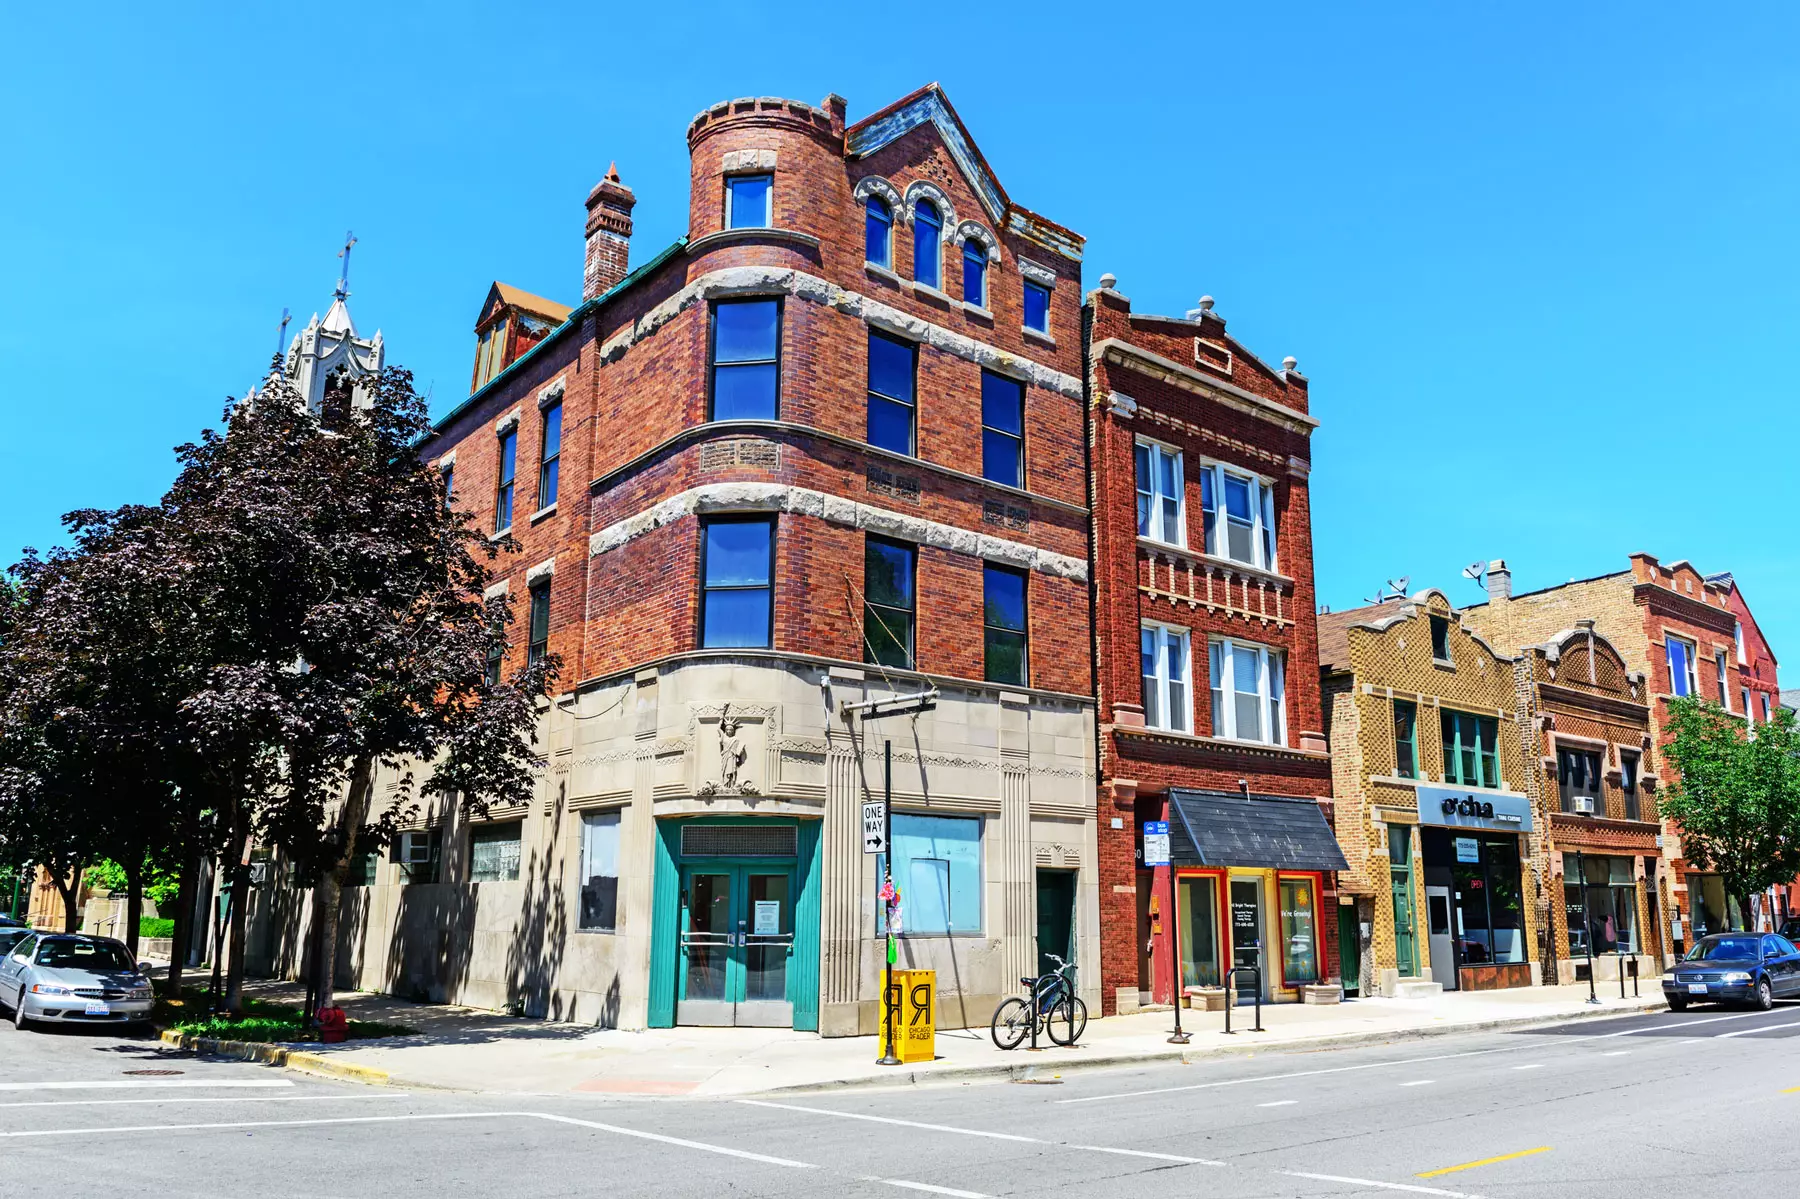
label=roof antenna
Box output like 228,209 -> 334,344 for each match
335,230 -> 358,301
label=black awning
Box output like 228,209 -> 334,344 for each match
1167,789 -> 1348,873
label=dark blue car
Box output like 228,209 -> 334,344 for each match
1664,932 -> 1800,1011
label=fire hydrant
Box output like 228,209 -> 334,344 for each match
317,1006 -> 349,1044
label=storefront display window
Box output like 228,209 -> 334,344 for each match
1177,875 -> 1222,989
1691,874 -> 1747,938
1279,877 -> 1320,984
1449,834 -> 1524,964
1563,854 -> 1638,957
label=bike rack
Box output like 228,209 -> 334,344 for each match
1623,955 -> 1638,998
1221,965 -> 1264,1035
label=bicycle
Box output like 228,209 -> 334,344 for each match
990,954 -> 1088,1049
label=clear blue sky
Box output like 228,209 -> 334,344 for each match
4,4 -> 1796,680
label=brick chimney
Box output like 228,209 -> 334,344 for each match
1486,559 -> 1512,603
584,162 -> 636,300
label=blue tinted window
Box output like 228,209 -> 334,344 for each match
1023,281 -> 1050,333
962,241 -> 987,307
711,300 -> 779,421
981,372 -> 1024,488
913,200 -> 941,288
867,331 -> 916,455
984,564 -> 1027,686
495,430 -> 517,531
864,537 -> 916,669
701,519 -> 773,648
536,403 -> 561,511
726,174 -> 771,229
865,198 -> 892,267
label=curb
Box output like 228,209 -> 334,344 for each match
749,996 -> 1671,1096
158,1029 -> 393,1087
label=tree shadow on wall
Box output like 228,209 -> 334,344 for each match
333,885 -> 370,991
384,879 -> 478,1005
505,789 -> 610,1025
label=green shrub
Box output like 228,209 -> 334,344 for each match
139,917 -> 174,939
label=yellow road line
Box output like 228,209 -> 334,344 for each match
1781,1086 -> 1800,1093
1417,1146 -> 1551,1178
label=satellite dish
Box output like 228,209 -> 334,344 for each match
1462,561 -> 1486,581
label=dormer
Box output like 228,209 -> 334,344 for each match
471,283 -> 573,393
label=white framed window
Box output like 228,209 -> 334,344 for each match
1195,460 -> 1277,570
1762,693 -> 1772,723
1208,637 -> 1287,745
1736,621 -> 1746,664
1716,650 -> 1730,707
1134,439 -> 1184,546
1140,622 -> 1192,733
1666,635 -> 1697,698
578,810 -> 620,931
1742,688 -> 1753,725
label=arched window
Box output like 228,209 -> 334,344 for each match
913,200 -> 941,288
962,240 -> 987,308
866,197 -> 893,268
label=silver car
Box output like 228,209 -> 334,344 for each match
0,934 -> 155,1029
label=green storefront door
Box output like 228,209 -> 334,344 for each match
1035,869 -> 1077,979
1390,833 -> 1417,977
678,864 -> 795,1027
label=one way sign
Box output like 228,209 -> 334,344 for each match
862,800 -> 887,854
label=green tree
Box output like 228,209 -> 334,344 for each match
1660,697 -> 1800,930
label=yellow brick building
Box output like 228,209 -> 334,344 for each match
1320,590 -> 1538,996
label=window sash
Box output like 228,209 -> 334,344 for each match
864,537 -> 916,669
710,300 -> 780,421
1620,753 -> 1640,820
865,198 -> 892,267
527,582 -> 551,668
867,331 -> 917,455
725,174 -> 771,229
981,372 -> 1024,488
1393,700 -> 1418,779
1442,711 -> 1500,788
579,810 -> 621,931
1717,651 -> 1730,707
1141,624 -> 1190,732
469,823 -> 523,883
495,431 -> 517,531
1667,637 -> 1695,697
962,242 -> 987,307
1557,747 -> 1602,811
1195,461 -> 1276,570
983,564 -> 1027,686
1207,637 -> 1286,745
913,202 -> 941,288
1134,441 -> 1185,546
1023,281 -> 1050,332
700,518 -> 774,649
536,403 -> 561,511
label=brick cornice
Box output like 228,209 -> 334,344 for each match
1092,338 -> 1318,434
1535,681 -> 1651,723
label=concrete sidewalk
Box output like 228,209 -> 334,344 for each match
206,978 -> 1668,1097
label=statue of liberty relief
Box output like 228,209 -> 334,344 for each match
705,705 -> 759,796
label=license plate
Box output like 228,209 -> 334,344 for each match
84,1001 -> 110,1016
1687,983 -> 1708,994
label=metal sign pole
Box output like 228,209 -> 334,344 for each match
1167,863 -> 1188,1044
878,739 -> 900,1067
1578,851 -> 1599,1004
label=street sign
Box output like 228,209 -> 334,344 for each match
862,800 -> 888,854
1143,820 -> 1171,867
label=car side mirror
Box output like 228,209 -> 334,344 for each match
137,961 -> 153,974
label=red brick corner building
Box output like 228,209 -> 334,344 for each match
322,86 -> 1098,1036
1088,287 -> 1339,1014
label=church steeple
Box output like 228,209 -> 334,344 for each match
254,235 -> 384,414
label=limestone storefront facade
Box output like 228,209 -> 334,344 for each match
1320,590 -> 1539,996
265,86 -> 1098,1037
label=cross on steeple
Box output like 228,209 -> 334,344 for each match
274,307 -> 291,367
335,230 -> 358,300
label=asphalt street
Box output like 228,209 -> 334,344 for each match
5,1000 -> 1800,1198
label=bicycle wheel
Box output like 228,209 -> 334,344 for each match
1046,995 -> 1089,1046
991,997 -> 1032,1050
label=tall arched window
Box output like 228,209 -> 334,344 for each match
962,240 -> 988,307
913,200 -> 941,288
866,197 -> 893,268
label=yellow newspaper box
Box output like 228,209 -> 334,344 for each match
893,969 -> 936,1063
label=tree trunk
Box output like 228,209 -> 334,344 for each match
223,801 -> 251,1015
1737,888 -> 1758,932
314,753 -> 377,1013
166,850 -> 193,993
51,863 -> 84,933
124,856 -> 144,960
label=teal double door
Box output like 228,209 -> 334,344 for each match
678,862 -> 796,1027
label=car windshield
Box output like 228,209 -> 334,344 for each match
34,940 -> 137,971
1686,937 -> 1762,962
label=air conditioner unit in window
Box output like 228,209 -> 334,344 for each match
401,831 -> 434,865
1573,796 -> 1597,815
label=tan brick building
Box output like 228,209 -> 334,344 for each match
1320,590 -> 1538,996
1464,554 -> 1749,955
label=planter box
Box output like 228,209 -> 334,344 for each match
1301,984 -> 1343,1005
1185,986 -> 1228,1012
